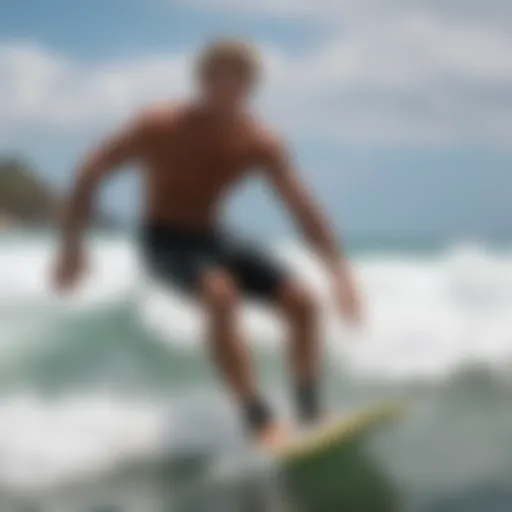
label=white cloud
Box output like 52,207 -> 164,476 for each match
260,11 -> 512,146
180,0 -> 512,23
0,43 -> 191,134
0,0 -> 511,147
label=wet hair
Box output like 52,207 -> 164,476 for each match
196,38 -> 261,86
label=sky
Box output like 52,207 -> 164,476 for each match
0,0 -> 511,240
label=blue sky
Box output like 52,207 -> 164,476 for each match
0,0 -> 511,240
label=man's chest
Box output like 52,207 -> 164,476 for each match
155,124 -> 252,175
147,131 -> 254,191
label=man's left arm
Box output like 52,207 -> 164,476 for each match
260,136 -> 362,324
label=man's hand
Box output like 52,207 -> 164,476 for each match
332,264 -> 362,326
53,244 -> 87,293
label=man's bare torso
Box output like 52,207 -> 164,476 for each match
137,104 -> 267,229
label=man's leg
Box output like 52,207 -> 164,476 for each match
219,235 -> 323,427
277,280 -> 323,425
199,268 -> 284,441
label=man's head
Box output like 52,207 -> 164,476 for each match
196,38 -> 261,110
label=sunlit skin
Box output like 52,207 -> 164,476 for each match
53,42 -> 362,450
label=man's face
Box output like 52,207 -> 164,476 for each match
201,63 -> 253,109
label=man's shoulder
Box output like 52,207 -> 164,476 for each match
134,101 -> 188,131
246,118 -> 285,157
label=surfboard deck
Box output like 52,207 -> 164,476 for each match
269,402 -> 405,512
275,401 -> 405,468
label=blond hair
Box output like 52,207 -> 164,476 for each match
197,38 -> 262,85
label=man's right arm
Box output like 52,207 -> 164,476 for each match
55,114 -> 148,290
60,116 -> 147,249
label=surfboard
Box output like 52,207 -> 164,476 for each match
172,402 -> 405,512
276,401 -> 405,468
271,402 -> 405,512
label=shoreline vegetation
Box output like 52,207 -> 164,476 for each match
0,156 -> 117,232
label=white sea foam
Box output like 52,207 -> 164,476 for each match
0,235 -> 136,308
0,235 -> 138,370
0,392 -> 248,494
142,240 -> 512,381
1,234 -> 511,380
0,394 -> 165,493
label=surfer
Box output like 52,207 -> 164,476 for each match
53,39 -> 362,449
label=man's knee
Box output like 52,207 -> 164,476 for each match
279,281 -> 318,323
200,270 -> 239,312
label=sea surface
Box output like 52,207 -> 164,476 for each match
0,231 -> 511,512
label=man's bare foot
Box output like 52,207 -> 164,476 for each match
254,422 -> 291,451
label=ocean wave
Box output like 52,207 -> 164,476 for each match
0,235 -> 511,383
0,391 -> 246,494
0,236 -> 512,377
0,393 -> 165,493
142,239 -> 512,381
1,234 -> 511,504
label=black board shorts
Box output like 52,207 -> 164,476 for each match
140,223 -> 289,301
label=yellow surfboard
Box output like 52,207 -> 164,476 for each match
276,401 -> 405,467
273,402 -> 405,511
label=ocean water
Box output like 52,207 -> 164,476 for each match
0,231 -> 511,512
